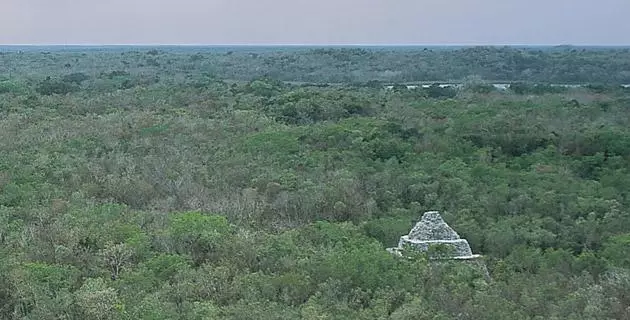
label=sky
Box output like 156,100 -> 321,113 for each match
1,0 -> 629,45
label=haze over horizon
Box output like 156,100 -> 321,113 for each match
2,0 -> 629,45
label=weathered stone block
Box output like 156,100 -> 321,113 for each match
389,211 -> 480,260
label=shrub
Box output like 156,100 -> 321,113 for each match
36,77 -> 79,95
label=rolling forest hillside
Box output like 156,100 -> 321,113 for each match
0,47 -> 629,319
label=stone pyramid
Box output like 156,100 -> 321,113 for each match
407,211 -> 461,241
389,211 -> 479,260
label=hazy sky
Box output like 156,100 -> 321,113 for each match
1,0 -> 629,45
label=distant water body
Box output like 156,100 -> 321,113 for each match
387,83 -> 630,90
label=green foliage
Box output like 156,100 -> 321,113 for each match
62,72 -> 90,85
509,82 -> 568,95
246,78 -> 283,97
0,47 -> 629,319
22,262 -> 79,293
75,278 -> 122,320
168,212 -> 233,265
466,83 -> 496,94
362,217 -> 414,247
36,77 -> 79,95
0,251 -> 18,318
602,234 -> 630,268
0,80 -> 25,94
424,84 -> 458,99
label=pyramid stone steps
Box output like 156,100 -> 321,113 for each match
388,211 -> 480,260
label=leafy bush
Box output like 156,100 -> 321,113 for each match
0,80 -> 23,94
62,72 -> 90,85
509,82 -> 568,95
36,77 -> 79,95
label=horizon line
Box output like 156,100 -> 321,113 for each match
2,43 -> 630,47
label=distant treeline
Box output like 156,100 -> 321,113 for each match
2,46 -> 630,84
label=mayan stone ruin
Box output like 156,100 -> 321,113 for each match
388,211 -> 481,260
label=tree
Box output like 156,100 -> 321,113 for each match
168,212 -> 233,265
602,233 -> 630,268
36,77 -> 79,95
75,278 -> 122,320
100,243 -> 133,280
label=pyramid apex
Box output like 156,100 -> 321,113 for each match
408,211 -> 461,241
